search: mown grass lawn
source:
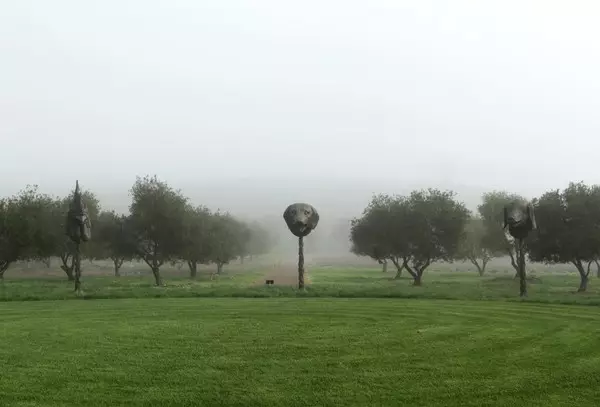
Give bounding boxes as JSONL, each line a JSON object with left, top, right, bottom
{"left": 1, "top": 298, "right": 600, "bottom": 406}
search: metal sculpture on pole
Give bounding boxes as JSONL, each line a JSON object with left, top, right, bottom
{"left": 503, "top": 200, "right": 537, "bottom": 297}
{"left": 283, "top": 203, "right": 320, "bottom": 289}
{"left": 66, "top": 180, "right": 92, "bottom": 295}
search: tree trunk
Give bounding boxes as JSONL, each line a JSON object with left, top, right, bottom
{"left": 152, "top": 266, "right": 163, "bottom": 286}
{"left": 579, "top": 273, "right": 589, "bottom": 292}
{"left": 381, "top": 259, "right": 388, "bottom": 273}
{"left": 508, "top": 249, "right": 520, "bottom": 278}
{"left": 112, "top": 257, "right": 123, "bottom": 277}
{"left": 217, "top": 263, "right": 224, "bottom": 274}
{"left": 398, "top": 258, "right": 428, "bottom": 286}
{"left": 595, "top": 259, "right": 600, "bottom": 278}
{"left": 391, "top": 257, "right": 412, "bottom": 280}
{"left": 0, "top": 261, "right": 10, "bottom": 280}
{"left": 469, "top": 257, "right": 486, "bottom": 276}
{"left": 60, "top": 253, "right": 76, "bottom": 281}
{"left": 480, "top": 259, "right": 489, "bottom": 276}
{"left": 188, "top": 261, "right": 198, "bottom": 279}
{"left": 412, "top": 264, "right": 430, "bottom": 286}
{"left": 0, "top": 262, "right": 9, "bottom": 280}
{"left": 574, "top": 260, "right": 590, "bottom": 293}
{"left": 298, "top": 236, "right": 305, "bottom": 290}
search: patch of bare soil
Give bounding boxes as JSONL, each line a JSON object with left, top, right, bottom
{"left": 253, "top": 262, "right": 311, "bottom": 287}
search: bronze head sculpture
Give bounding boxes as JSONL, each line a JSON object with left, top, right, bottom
{"left": 66, "top": 180, "right": 92, "bottom": 244}
{"left": 283, "top": 203, "right": 320, "bottom": 290}
{"left": 283, "top": 203, "right": 320, "bottom": 237}
{"left": 65, "top": 180, "right": 91, "bottom": 295}
{"left": 503, "top": 200, "right": 536, "bottom": 239}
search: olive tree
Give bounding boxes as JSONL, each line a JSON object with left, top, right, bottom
{"left": 0, "top": 186, "right": 58, "bottom": 279}
{"left": 351, "top": 189, "right": 469, "bottom": 285}
{"left": 95, "top": 211, "right": 136, "bottom": 277}
{"left": 128, "top": 175, "right": 188, "bottom": 286}
{"left": 456, "top": 216, "right": 495, "bottom": 276}
{"left": 180, "top": 205, "right": 214, "bottom": 279}
{"left": 208, "top": 211, "right": 247, "bottom": 277}
{"left": 528, "top": 182, "right": 600, "bottom": 292}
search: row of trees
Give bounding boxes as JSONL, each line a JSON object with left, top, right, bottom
{"left": 0, "top": 176, "right": 273, "bottom": 286}
{"left": 350, "top": 182, "right": 600, "bottom": 293}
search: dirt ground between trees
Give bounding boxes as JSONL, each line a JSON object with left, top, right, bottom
{"left": 253, "top": 262, "right": 310, "bottom": 287}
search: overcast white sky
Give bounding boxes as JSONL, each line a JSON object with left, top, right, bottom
{"left": 2, "top": 0, "right": 600, "bottom": 218}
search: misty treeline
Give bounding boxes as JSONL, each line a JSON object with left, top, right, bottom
{"left": 0, "top": 175, "right": 274, "bottom": 286}
{"left": 350, "top": 182, "right": 600, "bottom": 292}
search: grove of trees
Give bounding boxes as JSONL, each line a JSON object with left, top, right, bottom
{"left": 350, "top": 182, "right": 600, "bottom": 293}
{"left": 0, "top": 175, "right": 273, "bottom": 285}
{"left": 4, "top": 175, "right": 600, "bottom": 297}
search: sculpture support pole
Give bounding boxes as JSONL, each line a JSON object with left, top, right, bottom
{"left": 518, "top": 238, "right": 527, "bottom": 298}
{"left": 74, "top": 241, "right": 82, "bottom": 294}
{"left": 298, "top": 236, "right": 304, "bottom": 290}
{"left": 283, "top": 203, "right": 318, "bottom": 290}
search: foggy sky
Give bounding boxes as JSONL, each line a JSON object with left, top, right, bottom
{"left": 2, "top": 1, "right": 600, "bottom": 219}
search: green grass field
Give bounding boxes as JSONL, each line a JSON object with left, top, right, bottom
{"left": 2, "top": 298, "right": 600, "bottom": 406}
{"left": 1, "top": 260, "right": 600, "bottom": 406}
